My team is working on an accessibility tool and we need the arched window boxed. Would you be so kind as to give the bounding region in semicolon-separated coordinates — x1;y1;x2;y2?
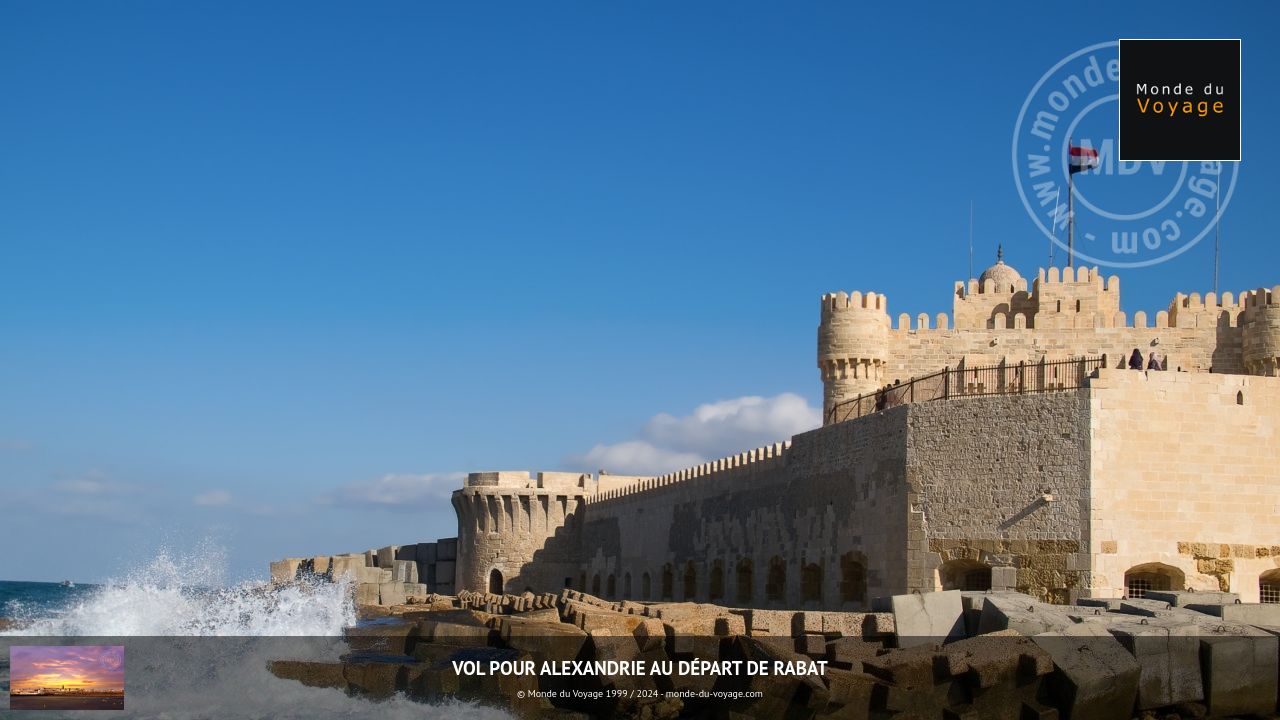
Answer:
709;560;724;601
939;559;992;591
801;562;823;603
488;568;504;595
641;572;652;600
661;564;673;600
1261;569;1280;604
606;574;616;598
591;573;601;597
840;552;867;605
683;561;697;600
1237;390;1245;405
1124;562;1185;598
624;572;632;598
766;556;786;603
735;558;754;604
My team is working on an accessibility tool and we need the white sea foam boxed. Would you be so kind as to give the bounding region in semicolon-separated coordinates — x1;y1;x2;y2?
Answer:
0;546;512;719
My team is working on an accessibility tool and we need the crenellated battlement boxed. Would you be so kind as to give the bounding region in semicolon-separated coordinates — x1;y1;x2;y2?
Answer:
819;255;1280;424
821;290;888;315
581;440;792;506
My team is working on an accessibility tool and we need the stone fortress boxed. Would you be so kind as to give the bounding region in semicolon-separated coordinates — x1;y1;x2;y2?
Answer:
443;255;1280;611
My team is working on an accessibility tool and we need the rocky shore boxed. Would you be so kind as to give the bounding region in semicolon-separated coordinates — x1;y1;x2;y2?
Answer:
266;586;1280;719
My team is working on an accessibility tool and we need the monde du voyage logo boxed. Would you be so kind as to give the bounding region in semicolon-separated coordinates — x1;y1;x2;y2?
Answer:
1012;41;1239;268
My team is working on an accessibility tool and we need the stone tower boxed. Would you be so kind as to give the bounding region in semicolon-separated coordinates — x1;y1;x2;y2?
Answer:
816;290;891;420
1242;286;1280;376
451;471;593;595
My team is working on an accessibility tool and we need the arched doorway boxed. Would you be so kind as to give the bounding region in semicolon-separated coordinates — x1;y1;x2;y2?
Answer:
606;574;616;598
488;568;504;595
1123;562;1185;598
1261;569;1280;604
766;556;786;603
683;561;697;600
661;564;673;600
735;558;754;604
939;559;992;591
801;562;823;604
642;572;652;600
709;560;724;601
624;572;632;598
840;552;867;605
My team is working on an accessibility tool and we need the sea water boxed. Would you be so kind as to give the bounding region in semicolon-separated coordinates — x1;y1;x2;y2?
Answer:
0;548;511;719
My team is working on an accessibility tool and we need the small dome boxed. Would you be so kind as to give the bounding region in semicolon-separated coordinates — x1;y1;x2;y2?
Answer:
978;246;1022;288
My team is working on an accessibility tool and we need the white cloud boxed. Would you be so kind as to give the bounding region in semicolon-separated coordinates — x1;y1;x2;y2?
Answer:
565;392;821;476
54;471;136;496
569;441;705;477
329;472;465;510
194;490;233;507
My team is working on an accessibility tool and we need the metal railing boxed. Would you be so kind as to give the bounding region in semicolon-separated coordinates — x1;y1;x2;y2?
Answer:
826;355;1107;425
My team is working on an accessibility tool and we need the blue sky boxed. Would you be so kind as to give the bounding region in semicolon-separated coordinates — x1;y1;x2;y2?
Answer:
2;2;1276;582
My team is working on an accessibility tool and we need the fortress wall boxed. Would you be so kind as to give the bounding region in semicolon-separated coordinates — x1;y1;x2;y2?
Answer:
579;409;911;609
1086;369;1280;601
903;392;1093;602
884;323;1243;386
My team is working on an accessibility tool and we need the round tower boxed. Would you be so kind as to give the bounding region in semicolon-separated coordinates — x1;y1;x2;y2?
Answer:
451;471;589;594
817;290;891;424
1242;286;1280;376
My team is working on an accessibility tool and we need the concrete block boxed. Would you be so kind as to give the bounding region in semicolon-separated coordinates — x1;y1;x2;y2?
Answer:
310;556;331;575
500;617;588;663
632;618;665;652
1031;632;1141;720
794;633;826;657
375;546;399;569
714;614;746;636
436;537;458;561
354;582;379;606
417;543;437;564
888;590;964;648
1107;621;1203;709
1199;629;1278;717
1210;603;1280;626
394;544;418;562
1143;590;1238;608
825;636;882;668
270;559;300;583
330;555;364;582
435;560;456;584
392;559;418;584
378;581;407;607
743;609;795;637
978;594;1075;636
424;621;497;647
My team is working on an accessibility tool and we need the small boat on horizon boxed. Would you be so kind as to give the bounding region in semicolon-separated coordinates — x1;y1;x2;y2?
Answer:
60;580;74;587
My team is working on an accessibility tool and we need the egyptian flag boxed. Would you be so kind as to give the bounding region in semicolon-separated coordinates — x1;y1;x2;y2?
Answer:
1069;145;1099;174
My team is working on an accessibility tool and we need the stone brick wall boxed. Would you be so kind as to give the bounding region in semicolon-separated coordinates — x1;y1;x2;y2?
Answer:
1087;369;1280;601
904;392;1092;602
578;410;911;610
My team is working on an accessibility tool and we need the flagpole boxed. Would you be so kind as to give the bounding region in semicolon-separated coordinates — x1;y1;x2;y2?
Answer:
1067;137;1074;269
1214;177;1221;297
1050;187;1060;267
968;200;974;282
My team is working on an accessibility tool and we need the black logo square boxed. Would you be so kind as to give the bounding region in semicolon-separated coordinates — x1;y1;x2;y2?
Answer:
1119;39;1240;161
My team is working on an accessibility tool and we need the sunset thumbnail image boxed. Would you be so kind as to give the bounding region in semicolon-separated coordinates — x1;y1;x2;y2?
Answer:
9;645;125;710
